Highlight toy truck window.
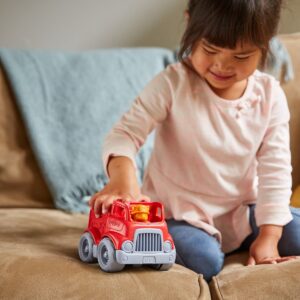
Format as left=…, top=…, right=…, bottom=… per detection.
left=154, top=206, right=162, bottom=221
left=112, top=205, right=127, bottom=220
left=147, top=205, right=162, bottom=222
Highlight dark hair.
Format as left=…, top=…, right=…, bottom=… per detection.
left=178, top=0, right=283, bottom=66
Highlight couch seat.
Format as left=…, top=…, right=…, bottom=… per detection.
left=210, top=251, right=300, bottom=300
left=0, top=208, right=210, bottom=300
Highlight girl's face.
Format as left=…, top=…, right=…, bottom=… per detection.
left=190, top=39, right=262, bottom=97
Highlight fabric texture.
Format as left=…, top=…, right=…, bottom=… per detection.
left=279, top=33, right=300, bottom=189
left=0, top=48, right=176, bottom=213
left=167, top=219, right=225, bottom=282
left=166, top=205, right=300, bottom=282
left=291, top=185, right=300, bottom=207
left=0, top=208, right=208, bottom=300
left=210, top=251, right=300, bottom=300
left=0, top=67, right=53, bottom=208
left=0, top=34, right=300, bottom=300
left=103, top=62, right=293, bottom=253
left=236, top=205, right=300, bottom=256
left=263, top=37, right=294, bottom=82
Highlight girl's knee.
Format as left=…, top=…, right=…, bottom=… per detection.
left=167, top=220, right=224, bottom=281
left=181, top=243, right=225, bottom=281
left=190, top=249, right=224, bottom=281
left=279, top=207, right=300, bottom=255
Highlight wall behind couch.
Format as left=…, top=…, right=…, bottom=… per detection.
left=0, top=0, right=299, bottom=50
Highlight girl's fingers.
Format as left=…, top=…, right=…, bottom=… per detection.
left=139, top=195, right=151, bottom=202
left=89, top=191, right=104, bottom=207
left=90, top=193, right=120, bottom=215
left=94, top=196, right=104, bottom=217
left=257, top=257, right=279, bottom=264
left=256, top=256, right=298, bottom=265
left=247, top=256, right=256, bottom=266
left=88, top=194, right=98, bottom=207
left=101, top=195, right=124, bottom=214
left=101, top=196, right=115, bottom=214
left=121, top=195, right=133, bottom=203
left=90, top=193, right=152, bottom=217
left=275, top=256, right=298, bottom=263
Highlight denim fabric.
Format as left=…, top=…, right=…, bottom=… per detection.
left=167, top=205, right=300, bottom=282
left=237, top=204, right=300, bottom=256
left=166, top=219, right=225, bottom=282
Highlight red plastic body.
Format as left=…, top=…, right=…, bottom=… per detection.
left=86, top=200, right=175, bottom=251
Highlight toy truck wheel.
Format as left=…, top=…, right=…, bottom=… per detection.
left=78, top=232, right=96, bottom=263
left=151, top=263, right=173, bottom=271
left=97, top=238, right=125, bottom=272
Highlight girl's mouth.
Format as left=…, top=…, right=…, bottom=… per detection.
left=209, top=70, right=235, bottom=81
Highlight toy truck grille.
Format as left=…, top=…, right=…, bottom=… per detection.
left=134, top=229, right=163, bottom=252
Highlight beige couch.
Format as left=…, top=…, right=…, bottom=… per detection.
left=1, top=33, right=300, bottom=300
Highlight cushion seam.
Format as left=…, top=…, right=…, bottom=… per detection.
left=213, top=276, right=224, bottom=300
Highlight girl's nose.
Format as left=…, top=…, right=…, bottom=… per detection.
left=214, top=56, right=233, bottom=71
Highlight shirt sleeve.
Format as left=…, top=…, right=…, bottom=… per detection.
left=102, top=70, right=173, bottom=177
left=255, top=80, right=293, bottom=227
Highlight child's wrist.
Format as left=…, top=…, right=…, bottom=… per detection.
left=108, top=156, right=137, bottom=178
left=258, top=224, right=283, bottom=241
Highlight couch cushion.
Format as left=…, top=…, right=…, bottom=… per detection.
left=0, top=208, right=210, bottom=300
left=210, top=252, right=300, bottom=300
left=279, top=33, right=300, bottom=189
left=0, top=67, right=53, bottom=208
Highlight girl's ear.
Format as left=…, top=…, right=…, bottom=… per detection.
left=184, top=10, right=189, bottom=22
left=184, top=10, right=189, bottom=29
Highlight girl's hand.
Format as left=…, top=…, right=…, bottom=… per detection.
left=247, top=234, right=298, bottom=265
left=88, top=178, right=150, bottom=217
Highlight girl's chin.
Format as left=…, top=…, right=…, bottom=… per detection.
left=206, top=77, right=234, bottom=90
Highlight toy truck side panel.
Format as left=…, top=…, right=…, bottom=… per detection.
left=80, top=200, right=176, bottom=271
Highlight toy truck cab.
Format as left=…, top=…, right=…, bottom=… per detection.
left=78, top=200, right=176, bottom=272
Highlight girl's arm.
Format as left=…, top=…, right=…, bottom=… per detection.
left=255, top=83, right=293, bottom=231
left=102, top=71, right=173, bottom=179
left=90, top=70, right=173, bottom=215
left=259, top=224, right=283, bottom=239
left=89, top=155, right=149, bottom=216
left=248, top=81, right=294, bottom=265
left=107, top=155, right=137, bottom=182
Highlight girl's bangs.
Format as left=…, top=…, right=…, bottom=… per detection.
left=199, top=6, right=266, bottom=50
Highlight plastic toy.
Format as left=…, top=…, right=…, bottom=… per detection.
left=78, top=199, right=176, bottom=272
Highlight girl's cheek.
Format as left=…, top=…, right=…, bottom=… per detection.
left=194, top=55, right=211, bottom=69
left=193, top=60, right=207, bottom=75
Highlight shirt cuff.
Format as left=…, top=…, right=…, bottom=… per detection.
left=255, top=203, right=293, bottom=227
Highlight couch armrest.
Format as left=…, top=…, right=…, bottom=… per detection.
left=279, top=33, right=300, bottom=189
left=0, top=66, right=53, bottom=208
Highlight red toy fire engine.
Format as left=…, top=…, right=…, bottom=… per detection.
left=78, top=199, right=176, bottom=272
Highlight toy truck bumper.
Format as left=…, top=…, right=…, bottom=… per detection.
left=115, top=249, right=176, bottom=265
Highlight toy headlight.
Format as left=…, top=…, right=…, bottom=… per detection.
left=163, top=241, right=172, bottom=253
left=121, top=240, right=134, bottom=253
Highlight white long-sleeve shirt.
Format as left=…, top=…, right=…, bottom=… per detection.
left=102, top=61, right=293, bottom=253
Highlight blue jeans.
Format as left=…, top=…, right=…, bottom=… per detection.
left=166, top=205, right=300, bottom=282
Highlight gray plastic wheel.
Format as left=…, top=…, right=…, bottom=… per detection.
left=78, top=232, right=96, bottom=263
left=151, top=263, right=173, bottom=271
left=97, top=238, right=125, bottom=272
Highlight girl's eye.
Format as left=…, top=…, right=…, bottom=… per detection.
left=203, top=47, right=217, bottom=55
left=234, top=55, right=250, bottom=60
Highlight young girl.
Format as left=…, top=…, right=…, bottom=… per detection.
left=90, top=0, right=300, bottom=281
